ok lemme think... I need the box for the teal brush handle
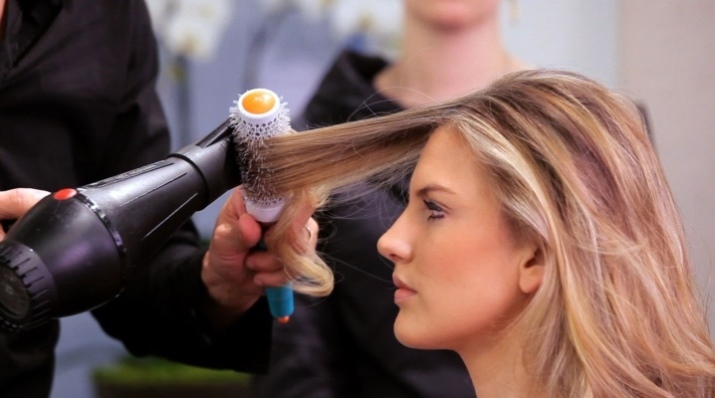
[257,238,294,323]
[231,87,294,324]
[265,284,294,323]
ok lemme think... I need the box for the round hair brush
[229,88,294,324]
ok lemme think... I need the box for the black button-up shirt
[0,2,272,397]
[0,0,62,83]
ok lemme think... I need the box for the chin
[394,315,443,350]
[417,3,500,30]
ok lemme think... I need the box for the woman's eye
[423,200,445,220]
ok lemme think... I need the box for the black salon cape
[0,1,270,397]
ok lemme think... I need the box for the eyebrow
[414,184,457,197]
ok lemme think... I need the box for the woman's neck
[375,14,528,109]
[457,332,537,398]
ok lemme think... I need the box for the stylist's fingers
[254,269,291,288]
[0,188,49,241]
[209,189,259,256]
[287,203,320,253]
[245,250,290,288]
[245,251,284,273]
[0,188,48,219]
[304,217,319,249]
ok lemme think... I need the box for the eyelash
[423,200,445,221]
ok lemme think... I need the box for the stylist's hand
[0,188,49,241]
[201,188,318,327]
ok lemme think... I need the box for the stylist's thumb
[0,188,50,240]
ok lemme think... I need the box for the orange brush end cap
[241,89,276,116]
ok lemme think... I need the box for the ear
[518,246,545,295]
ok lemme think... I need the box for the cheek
[395,234,525,349]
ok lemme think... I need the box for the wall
[620,0,715,336]
[50,1,619,397]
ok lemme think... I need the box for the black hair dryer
[0,120,239,332]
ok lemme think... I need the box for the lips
[393,274,416,304]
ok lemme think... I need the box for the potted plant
[93,356,254,398]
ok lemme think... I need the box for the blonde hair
[263,69,715,397]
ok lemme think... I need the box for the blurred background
[50,0,715,397]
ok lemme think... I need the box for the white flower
[163,14,218,61]
[175,0,232,28]
[145,0,233,61]
[145,0,173,34]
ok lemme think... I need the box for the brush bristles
[229,105,291,142]
[229,90,292,219]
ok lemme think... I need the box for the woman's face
[403,0,502,30]
[378,127,535,353]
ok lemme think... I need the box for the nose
[377,214,411,264]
